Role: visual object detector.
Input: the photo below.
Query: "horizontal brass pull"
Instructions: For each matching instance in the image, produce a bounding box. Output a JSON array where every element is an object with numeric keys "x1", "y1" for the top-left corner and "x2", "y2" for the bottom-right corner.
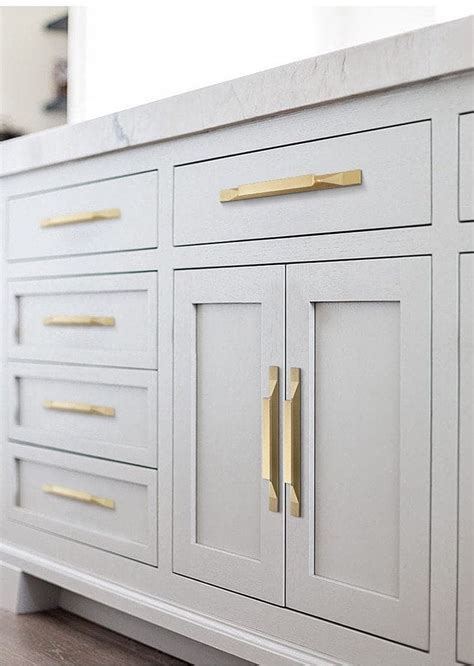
[
  {"x1": 41, "y1": 208, "x2": 121, "y2": 228},
  {"x1": 220, "y1": 170, "x2": 362, "y2": 202},
  {"x1": 262, "y1": 366, "x2": 279, "y2": 512},
  {"x1": 43, "y1": 400, "x2": 115, "y2": 417},
  {"x1": 284, "y1": 367, "x2": 301, "y2": 517},
  {"x1": 43, "y1": 315, "x2": 115, "y2": 327},
  {"x1": 41, "y1": 484, "x2": 115, "y2": 509}
]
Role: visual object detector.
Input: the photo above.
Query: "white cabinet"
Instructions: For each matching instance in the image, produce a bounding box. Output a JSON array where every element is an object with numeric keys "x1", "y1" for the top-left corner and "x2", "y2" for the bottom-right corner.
[
  {"x1": 285, "y1": 257, "x2": 431, "y2": 649},
  {"x1": 458, "y1": 254, "x2": 473, "y2": 665},
  {"x1": 1, "y1": 38, "x2": 472, "y2": 666},
  {"x1": 173, "y1": 266, "x2": 285, "y2": 604},
  {"x1": 173, "y1": 257, "x2": 432, "y2": 648}
]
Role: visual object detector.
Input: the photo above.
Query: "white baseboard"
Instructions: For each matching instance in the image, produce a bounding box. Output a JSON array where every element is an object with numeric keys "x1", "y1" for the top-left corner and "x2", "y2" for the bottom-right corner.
[
  {"x1": 0, "y1": 559, "x2": 59, "y2": 613},
  {"x1": 60, "y1": 589, "x2": 252, "y2": 666},
  {"x1": 0, "y1": 543, "x2": 342, "y2": 666}
]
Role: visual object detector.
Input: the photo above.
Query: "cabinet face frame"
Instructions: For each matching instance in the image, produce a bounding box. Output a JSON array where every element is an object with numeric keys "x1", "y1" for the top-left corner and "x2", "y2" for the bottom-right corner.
[
  {"x1": 173, "y1": 265, "x2": 286, "y2": 605},
  {"x1": 457, "y1": 253, "x2": 473, "y2": 665},
  {"x1": 285, "y1": 257, "x2": 431, "y2": 650}
]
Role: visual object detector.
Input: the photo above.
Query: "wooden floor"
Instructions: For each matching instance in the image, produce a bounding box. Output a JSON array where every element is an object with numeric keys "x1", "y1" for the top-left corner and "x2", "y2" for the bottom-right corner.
[{"x1": 0, "y1": 609, "x2": 189, "y2": 665}]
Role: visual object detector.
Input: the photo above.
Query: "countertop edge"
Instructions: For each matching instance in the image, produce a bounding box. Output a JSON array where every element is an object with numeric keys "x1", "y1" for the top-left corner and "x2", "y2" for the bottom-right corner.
[{"x1": 1, "y1": 16, "x2": 473, "y2": 178}]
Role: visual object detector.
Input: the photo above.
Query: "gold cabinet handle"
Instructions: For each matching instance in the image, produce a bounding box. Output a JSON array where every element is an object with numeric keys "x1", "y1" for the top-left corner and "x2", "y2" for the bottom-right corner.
[
  {"x1": 40, "y1": 208, "x2": 121, "y2": 228},
  {"x1": 220, "y1": 170, "x2": 362, "y2": 202},
  {"x1": 41, "y1": 484, "x2": 115, "y2": 509},
  {"x1": 284, "y1": 367, "x2": 301, "y2": 517},
  {"x1": 43, "y1": 315, "x2": 115, "y2": 327},
  {"x1": 262, "y1": 366, "x2": 279, "y2": 512},
  {"x1": 43, "y1": 400, "x2": 115, "y2": 417}
]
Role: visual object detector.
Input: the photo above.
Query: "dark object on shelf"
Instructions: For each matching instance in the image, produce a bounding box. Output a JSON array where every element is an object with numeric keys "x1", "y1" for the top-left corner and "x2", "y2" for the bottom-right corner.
[
  {"x1": 44, "y1": 58, "x2": 67, "y2": 114},
  {"x1": 0, "y1": 119, "x2": 23, "y2": 141},
  {"x1": 45, "y1": 13, "x2": 68, "y2": 32},
  {"x1": 44, "y1": 96, "x2": 67, "y2": 113}
]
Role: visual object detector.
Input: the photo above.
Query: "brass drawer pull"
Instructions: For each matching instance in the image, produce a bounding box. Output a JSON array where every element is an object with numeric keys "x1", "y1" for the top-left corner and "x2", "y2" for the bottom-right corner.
[
  {"x1": 284, "y1": 367, "x2": 301, "y2": 517},
  {"x1": 262, "y1": 366, "x2": 279, "y2": 512},
  {"x1": 41, "y1": 484, "x2": 115, "y2": 509},
  {"x1": 43, "y1": 315, "x2": 115, "y2": 327},
  {"x1": 43, "y1": 400, "x2": 115, "y2": 417},
  {"x1": 41, "y1": 208, "x2": 121, "y2": 228},
  {"x1": 220, "y1": 170, "x2": 362, "y2": 202}
]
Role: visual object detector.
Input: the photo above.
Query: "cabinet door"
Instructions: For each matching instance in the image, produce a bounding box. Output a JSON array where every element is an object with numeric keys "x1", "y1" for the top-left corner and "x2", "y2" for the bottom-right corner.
[
  {"x1": 173, "y1": 266, "x2": 285, "y2": 604},
  {"x1": 458, "y1": 254, "x2": 473, "y2": 665},
  {"x1": 286, "y1": 257, "x2": 431, "y2": 649}
]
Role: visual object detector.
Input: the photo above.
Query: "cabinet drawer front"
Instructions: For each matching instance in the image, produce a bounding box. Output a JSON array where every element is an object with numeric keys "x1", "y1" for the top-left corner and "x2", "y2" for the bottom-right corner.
[
  {"x1": 7, "y1": 171, "x2": 158, "y2": 261},
  {"x1": 174, "y1": 122, "x2": 431, "y2": 245},
  {"x1": 7, "y1": 443, "x2": 157, "y2": 564},
  {"x1": 8, "y1": 273, "x2": 157, "y2": 368},
  {"x1": 9, "y1": 364, "x2": 157, "y2": 467},
  {"x1": 459, "y1": 113, "x2": 474, "y2": 222}
]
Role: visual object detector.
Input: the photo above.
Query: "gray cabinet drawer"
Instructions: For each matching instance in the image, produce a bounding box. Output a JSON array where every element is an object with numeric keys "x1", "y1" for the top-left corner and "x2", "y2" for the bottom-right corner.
[
  {"x1": 8, "y1": 363, "x2": 157, "y2": 467},
  {"x1": 460, "y1": 113, "x2": 474, "y2": 222},
  {"x1": 7, "y1": 171, "x2": 158, "y2": 260},
  {"x1": 174, "y1": 122, "x2": 431, "y2": 245},
  {"x1": 8, "y1": 272, "x2": 157, "y2": 369},
  {"x1": 7, "y1": 443, "x2": 157, "y2": 564}
]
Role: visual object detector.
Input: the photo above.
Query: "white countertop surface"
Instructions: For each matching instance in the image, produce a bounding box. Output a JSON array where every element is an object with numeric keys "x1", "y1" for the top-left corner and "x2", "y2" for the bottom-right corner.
[{"x1": 1, "y1": 16, "x2": 473, "y2": 177}]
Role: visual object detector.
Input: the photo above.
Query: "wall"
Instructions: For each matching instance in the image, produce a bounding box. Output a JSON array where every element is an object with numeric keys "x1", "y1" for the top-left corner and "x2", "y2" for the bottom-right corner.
[
  {"x1": 68, "y1": 4, "x2": 473, "y2": 123},
  {"x1": 0, "y1": 7, "x2": 67, "y2": 135}
]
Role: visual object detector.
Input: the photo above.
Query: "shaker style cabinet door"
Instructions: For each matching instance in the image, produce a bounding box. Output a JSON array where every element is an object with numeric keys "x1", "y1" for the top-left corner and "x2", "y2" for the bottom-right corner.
[
  {"x1": 458, "y1": 254, "x2": 473, "y2": 665},
  {"x1": 173, "y1": 266, "x2": 285, "y2": 604},
  {"x1": 285, "y1": 257, "x2": 431, "y2": 649}
]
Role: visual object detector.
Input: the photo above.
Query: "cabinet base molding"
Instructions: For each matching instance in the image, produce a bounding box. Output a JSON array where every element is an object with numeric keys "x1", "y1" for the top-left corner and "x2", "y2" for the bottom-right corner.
[
  {"x1": 0, "y1": 560, "x2": 60, "y2": 614},
  {"x1": 0, "y1": 545, "x2": 342, "y2": 666}
]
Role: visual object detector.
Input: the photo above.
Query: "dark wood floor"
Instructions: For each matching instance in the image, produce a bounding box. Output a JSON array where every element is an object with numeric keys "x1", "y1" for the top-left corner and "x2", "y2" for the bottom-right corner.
[{"x1": 0, "y1": 609, "x2": 189, "y2": 666}]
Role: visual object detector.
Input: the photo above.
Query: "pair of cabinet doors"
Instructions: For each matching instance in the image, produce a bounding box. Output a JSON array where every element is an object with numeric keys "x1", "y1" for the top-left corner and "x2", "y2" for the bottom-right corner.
[{"x1": 174, "y1": 257, "x2": 431, "y2": 649}]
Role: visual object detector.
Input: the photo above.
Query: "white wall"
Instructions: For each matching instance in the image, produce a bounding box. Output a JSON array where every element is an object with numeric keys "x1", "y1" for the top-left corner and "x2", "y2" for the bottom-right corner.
[
  {"x1": 0, "y1": 7, "x2": 68, "y2": 135},
  {"x1": 69, "y1": 3, "x2": 473, "y2": 123}
]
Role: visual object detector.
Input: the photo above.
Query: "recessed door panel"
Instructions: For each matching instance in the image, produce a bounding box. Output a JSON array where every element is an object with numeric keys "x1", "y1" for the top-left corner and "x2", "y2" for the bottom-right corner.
[
  {"x1": 196, "y1": 303, "x2": 262, "y2": 559},
  {"x1": 286, "y1": 257, "x2": 431, "y2": 649},
  {"x1": 314, "y1": 301, "x2": 401, "y2": 598},
  {"x1": 173, "y1": 266, "x2": 285, "y2": 604}
]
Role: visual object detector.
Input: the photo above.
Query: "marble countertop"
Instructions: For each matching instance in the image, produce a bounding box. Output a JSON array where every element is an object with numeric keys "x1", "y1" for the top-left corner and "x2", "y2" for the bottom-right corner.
[{"x1": 1, "y1": 16, "x2": 473, "y2": 177}]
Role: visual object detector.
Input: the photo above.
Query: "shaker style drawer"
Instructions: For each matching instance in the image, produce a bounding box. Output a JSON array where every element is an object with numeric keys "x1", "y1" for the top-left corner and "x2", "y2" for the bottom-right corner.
[
  {"x1": 459, "y1": 113, "x2": 474, "y2": 222},
  {"x1": 7, "y1": 443, "x2": 157, "y2": 564},
  {"x1": 8, "y1": 272, "x2": 157, "y2": 369},
  {"x1": 8, "y1": 364, "x2": 157, "y2": 467},
  {"x1": 174, "y1": 121, "x2": 431, "y2": 245},
  {"x1": 7, "y1": 170, "x2": 158, "y2": 261}
]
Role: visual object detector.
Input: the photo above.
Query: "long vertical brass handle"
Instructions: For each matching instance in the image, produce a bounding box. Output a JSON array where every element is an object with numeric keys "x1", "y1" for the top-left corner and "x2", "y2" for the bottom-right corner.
[
  {"x1": 285, "y1": 367, "x2": 301, "y2": 517},
  {"x1": 262, "y1": 366, "x2": 279, "y2": 512}
]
